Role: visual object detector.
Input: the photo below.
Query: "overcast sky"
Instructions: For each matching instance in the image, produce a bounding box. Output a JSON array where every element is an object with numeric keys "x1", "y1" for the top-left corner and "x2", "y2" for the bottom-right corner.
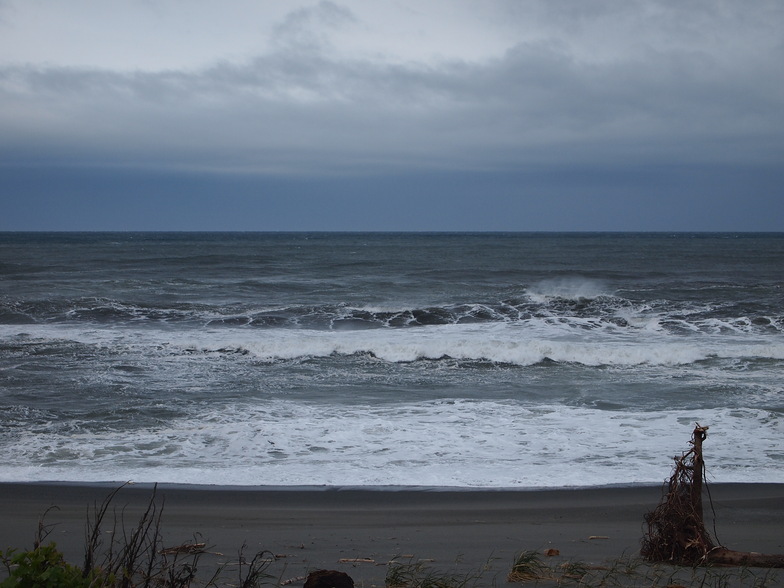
[{"x1": 1, "y1": 0, "x2": 782, "y2": 231}]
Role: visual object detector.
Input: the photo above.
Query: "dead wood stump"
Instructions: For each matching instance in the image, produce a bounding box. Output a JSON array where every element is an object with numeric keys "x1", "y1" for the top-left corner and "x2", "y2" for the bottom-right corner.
[{"x1": 641, "y1": 424, "x2": 784, "y2": 568}]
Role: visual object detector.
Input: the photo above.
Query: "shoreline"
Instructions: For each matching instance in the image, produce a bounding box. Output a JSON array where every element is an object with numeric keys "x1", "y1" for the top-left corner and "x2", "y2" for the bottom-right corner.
[
  {"x1": 0, "y1": 479, "x2": 670, "y2": 491},
  {"x1": 2, "y1": 482, "x2": 783, "y2": 586}
]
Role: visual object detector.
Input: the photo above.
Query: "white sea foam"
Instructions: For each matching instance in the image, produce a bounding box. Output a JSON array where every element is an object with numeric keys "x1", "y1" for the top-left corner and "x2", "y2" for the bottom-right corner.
[
  {"x1": 3, "y1": 321, "x2": 783, "y2": 367},
  {"x1": 193, "y1": 325, "x2": 779, "y2": 367},
  {"x1": 526, "y1": 277, "x2": 611, "y2": 302},
  {"x1": 2, "y1": 400, "x2": 781, "y2": 487}
]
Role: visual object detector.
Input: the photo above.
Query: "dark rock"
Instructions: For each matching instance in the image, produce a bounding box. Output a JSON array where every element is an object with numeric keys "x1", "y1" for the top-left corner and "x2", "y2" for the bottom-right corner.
[{"x1": 303, "y1": 569, "x2": 354, "y2": 588}]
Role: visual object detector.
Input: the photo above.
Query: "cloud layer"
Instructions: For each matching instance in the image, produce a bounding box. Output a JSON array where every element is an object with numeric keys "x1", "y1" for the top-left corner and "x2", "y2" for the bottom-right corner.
[
  {"x1": 1, "y1": 1, "x2": 783, "y2": 230},
  {"x1": 3, "y1": 1, "x2": 782, "y2": 172}
]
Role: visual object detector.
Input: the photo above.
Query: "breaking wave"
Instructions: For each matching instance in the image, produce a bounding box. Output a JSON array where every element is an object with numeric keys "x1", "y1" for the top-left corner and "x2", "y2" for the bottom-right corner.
[
  {"x1": 1, "y1": 400, "x2": 781, "y2": 487},
  {"x1": 2, "y1": 292, "x2": 781, "y2": 336}
]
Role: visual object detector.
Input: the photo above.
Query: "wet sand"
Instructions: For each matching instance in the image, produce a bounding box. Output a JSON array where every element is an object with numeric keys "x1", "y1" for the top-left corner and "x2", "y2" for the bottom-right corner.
[{"x1": 1, "y1": 482, "x2": 783, "y2": 586}]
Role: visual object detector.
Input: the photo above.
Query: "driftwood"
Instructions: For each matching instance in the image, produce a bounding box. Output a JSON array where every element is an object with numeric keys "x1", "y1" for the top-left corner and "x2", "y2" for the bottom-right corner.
[
  {"x1": 159, "y1": 542, "x2": 206, "y2": 555},
  {"x1": 641, "y1": 424, "x2": 784, "y2": 568}
]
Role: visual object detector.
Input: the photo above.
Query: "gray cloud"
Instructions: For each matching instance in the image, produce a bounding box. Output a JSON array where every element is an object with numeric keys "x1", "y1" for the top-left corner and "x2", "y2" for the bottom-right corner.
[
  {"x1": 272, "y1": 1, "x2": 357, "y2": 52},
  {"x1": 0, "y1": 1, "x2": 782, "y2": 188}
]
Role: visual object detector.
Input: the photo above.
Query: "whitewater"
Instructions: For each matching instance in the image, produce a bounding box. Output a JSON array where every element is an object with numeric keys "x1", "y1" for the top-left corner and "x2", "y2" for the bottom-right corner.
[{"x1": 1, "y1": 232, "x2": 782, "y2": 487}]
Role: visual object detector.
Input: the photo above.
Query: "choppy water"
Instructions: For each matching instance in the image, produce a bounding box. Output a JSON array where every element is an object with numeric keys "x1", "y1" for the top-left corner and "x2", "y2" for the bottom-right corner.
[{"x1": 1, "y1": 232, "x2": 782, "y2": 487}]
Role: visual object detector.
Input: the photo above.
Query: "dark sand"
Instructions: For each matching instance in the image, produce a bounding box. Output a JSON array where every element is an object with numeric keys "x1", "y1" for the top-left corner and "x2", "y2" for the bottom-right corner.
[{"x1": 1, "y1": 483, "x2": 783, "y2": 586}]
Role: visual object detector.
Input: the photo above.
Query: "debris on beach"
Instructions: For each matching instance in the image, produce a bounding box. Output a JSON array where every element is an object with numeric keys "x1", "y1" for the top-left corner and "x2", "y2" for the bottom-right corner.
[
  {"x1": 159, "y1": 542, "x2": 206, "y2": 555},
  {"x1": 641, "y1": 424, "x2": 784, "y2": 568}
]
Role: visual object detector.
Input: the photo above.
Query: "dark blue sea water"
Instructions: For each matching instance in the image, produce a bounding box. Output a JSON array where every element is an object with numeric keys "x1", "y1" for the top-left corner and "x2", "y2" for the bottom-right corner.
[{"x1": 1, "y1": 232, "x2": 782, "y2": 487}]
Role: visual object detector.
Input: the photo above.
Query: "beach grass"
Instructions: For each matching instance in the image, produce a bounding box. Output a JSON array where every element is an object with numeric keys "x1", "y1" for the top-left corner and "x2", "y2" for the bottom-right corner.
[
  {"x1": 0, "y1": 484, "x2": 279, "y2": 588},
  {"x1": 501, "y1": 550, "x2": 783, "y2": 588},
  {"x1": 379, "y1": 551, "x2": 783, "y2": 588},
  {"x1": 386, "y1": 558, "x2": 481, "y2": 588},
  {"x1": 5, "y1": 540, "x2": 782, "y2": 587},
  {"x1": 507, "y1": 550, "x2": 553, "y2": 583}
]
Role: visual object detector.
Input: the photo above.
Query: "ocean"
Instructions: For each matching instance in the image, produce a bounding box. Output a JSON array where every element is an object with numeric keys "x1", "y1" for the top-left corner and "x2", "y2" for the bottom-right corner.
[{"x1": 0, "y1": 232, "x2": 782, "y2": 488}]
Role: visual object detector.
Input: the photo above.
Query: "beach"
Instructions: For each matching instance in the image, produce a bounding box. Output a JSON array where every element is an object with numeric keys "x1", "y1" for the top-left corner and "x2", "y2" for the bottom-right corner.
[{"x1": 2, "y1": 482, "x2": 783, "y2": 586}]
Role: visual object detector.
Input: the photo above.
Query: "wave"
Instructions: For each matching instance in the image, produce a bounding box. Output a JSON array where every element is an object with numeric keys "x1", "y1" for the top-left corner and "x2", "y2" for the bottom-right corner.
[
  {"x1": 526, "y1": 277, "x2": 612, "y2": 301},
  {"x1": 0, "y1": 298, "x2": 207, "y2": 325},
  {"x1": 2, "y1": 294, "x2": 781, "y2": 336},
  {"x1": 1, "y1": 401, "x2": 781, "y2": 487},
  {"x1": 5, "y1": 320, "x2": 783, "y2": 367},
  {"x1": 192, "y1": 334, "x2": 784, "y2": 367}
]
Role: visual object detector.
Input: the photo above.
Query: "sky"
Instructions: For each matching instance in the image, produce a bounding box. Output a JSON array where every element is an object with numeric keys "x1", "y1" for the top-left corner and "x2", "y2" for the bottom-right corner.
[{"x1": 1, "y1": 0, "x2": 783, "y2": 232}]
